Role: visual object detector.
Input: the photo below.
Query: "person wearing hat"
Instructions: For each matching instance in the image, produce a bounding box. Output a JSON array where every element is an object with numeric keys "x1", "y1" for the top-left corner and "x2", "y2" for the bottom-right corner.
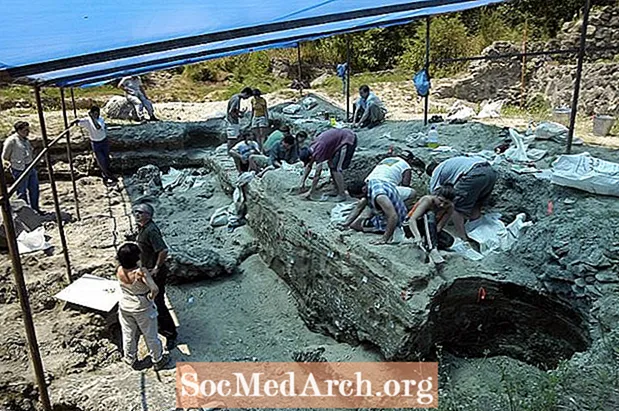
[
  {"x1": 2, "y1": 121, "x2": 41, "y2": 213},
  {"x1": 132, "y1": 203, "x2": 178, "y2": 348}
]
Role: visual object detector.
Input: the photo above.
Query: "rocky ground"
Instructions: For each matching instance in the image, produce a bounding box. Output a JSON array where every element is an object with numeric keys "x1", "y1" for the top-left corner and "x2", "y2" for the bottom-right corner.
[{"x1": 1, "y1": 94, "x2": 619, "y2": 411}]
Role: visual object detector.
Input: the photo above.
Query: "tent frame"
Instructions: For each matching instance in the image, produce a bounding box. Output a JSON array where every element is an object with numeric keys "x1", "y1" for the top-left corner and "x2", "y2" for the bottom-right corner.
[{"x1": 0, "y1": 0, "x2": 595, "y2": 409}]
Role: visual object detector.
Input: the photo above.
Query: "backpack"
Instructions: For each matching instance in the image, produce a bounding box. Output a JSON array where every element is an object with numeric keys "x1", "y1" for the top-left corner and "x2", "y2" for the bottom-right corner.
[{"x1": 413, "y1": 69, "x2": 431, "y2": 97}]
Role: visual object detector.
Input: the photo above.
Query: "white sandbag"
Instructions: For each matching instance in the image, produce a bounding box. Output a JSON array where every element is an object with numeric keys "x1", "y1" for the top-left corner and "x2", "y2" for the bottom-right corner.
[
  {"x1": 17, "y1": 227, "x2": 52, "y2": 254},
  {"x1": 499, "y1": 213, "x2": 533, "y2": 251},
  {"x1": 504, "y1": 129, "x2": 547, "y2": 163},
  {"x1": 476, "y1": 101, "x2": 503, "y2": 118},
  {"x1": 209, "y1": 206, "x2": 230, "y2": 227},
  {"x1": 283, "y1": 104, "x2": 302, "y2": 114},
  {"x1": 161, "y1": 167, "x2": 184, "y2": 190},
  {"x1": 448, "y1": 238, "x2": 484, "y2": 261},
  {"x1": 330, "y1": 203, "x2": 357, "y2": 224},
  {"x1": 550, "y1": 153, "x2": 619, "y2": 197},
  {"x1": 302, "y1": 97, "x2": 317, "y2": 110},
  {"x1": 504, "y1": 129, "x2": 530, "y2": 163},
  {"x1": 446, "y1": 102, "x2": 476, "y2": 121},
  {"x1": 535, "y1": 121, "x2": 568, "y2": 140},
  {"x1": 465, "y1": 213, "x2": 505, "y2": 256},
  {"x1": 390, "y1": 227, "x2": 406, "y2": 244}
]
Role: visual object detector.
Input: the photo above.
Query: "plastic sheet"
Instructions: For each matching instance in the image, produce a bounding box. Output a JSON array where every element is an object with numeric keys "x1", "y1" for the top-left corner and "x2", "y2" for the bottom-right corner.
[
  {"x1": 17, "y1": 227, "x2": 51, "y2": 254},
  {"x1": 551, "y1": 153, "x2": 619, "y2": 197},
  {"x1": 476, "y1": 100, "x2": 503, "y2": 118}
]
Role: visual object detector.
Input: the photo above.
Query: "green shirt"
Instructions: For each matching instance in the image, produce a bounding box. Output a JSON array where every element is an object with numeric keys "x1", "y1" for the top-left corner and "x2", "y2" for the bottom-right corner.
[
  {"x1": 137, "y1": 220, "x2": 168, "y2": 273},
  {"x1": 263, "y1": 130, "x2": 284, "y2": 155}
]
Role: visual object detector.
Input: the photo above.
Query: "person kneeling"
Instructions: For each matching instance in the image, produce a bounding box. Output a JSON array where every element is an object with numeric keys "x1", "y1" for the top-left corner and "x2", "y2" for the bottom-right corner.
[
  {"x1": 405, "y1": 186, "x2": 456, "y2": 265},
  {"x1": 339, "y1": 180, "x2": 408, "y2": 245},
  {"x1": 116, "y1": 242, "x2": 170, "y2": 371},
  {"x1": 229, "y1": 132, "x2": 260, "y2": 173}
]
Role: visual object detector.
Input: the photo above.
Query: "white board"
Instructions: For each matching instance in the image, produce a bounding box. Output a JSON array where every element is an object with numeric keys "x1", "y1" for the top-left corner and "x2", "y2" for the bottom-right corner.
[{"x1": 55, "y1": 274, "x2": 120, "y2": 312}]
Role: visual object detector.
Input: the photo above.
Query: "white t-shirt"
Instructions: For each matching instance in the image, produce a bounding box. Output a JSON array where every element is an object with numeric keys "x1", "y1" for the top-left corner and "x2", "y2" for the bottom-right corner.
[
  {"x1": 365, "y1": 157, "x2": 411, "y2": 185},
  {"x1": 78, "y1": 117, "x2": 107, "y2": 142},
  {"x1": 119, "y1": 76, "x2": 142, "y2": 95}
]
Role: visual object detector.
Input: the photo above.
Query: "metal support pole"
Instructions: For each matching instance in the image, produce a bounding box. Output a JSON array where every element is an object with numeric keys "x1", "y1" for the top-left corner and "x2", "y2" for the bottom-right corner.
[
  {"x1": 520, "y1": 21, "x2": 528, "y2": 109},
  {"x1": 346, "y1": 36, "x2": 351, "y2": 122},
  {"x1": 59, "y1": 88, "x2": 80, "y2": 221},
  {"x1": 70, "y1": 88, "x2": 78, "y2": 119},
  {"x1": 423, "y1": 16, "x2": 431, "y2": 126},
  {"x1": 567, "y1": 0, "x2": 591, "y2": 154},
  {"x1": 34, "y1": 86, "x2": 72, "y2": 283},
  {"x1": 0, "y1": 171, "x2": 52, "y2": 411},
  {"x1": 297, "y1": 43, "x2": 303, "y2": 97}
]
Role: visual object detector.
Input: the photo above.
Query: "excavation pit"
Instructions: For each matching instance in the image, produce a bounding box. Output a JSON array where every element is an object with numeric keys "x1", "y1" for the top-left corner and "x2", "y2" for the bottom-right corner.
[{"x1": 416, "y1": 278, "x2": 591, "y2": 370}]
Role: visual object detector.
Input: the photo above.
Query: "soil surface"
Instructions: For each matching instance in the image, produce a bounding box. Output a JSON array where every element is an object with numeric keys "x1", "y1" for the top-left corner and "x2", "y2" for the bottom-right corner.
[{"x1": 0, "y1": 93, "x2": 618, "y2": 411}]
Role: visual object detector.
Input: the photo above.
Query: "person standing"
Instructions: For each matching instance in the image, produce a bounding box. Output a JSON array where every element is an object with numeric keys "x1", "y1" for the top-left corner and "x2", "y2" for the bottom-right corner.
[
  {"x1": 226, "y1": 87, "x2": 253, "y2": 150},
  {"x1": 2, "y1": 121, "x2": 40, "y2": 213},
  {"x1": 118, "y1": 75, "x2": 159, "y2": 121},
  {"x1": 133, "y1": 203, "x2": 178, "y2": 349},
  {"x1": 116, "y1": 242, "x2": 170, "y2": 370},
  {"x1": 298, "y1": 128, "x2": 357, "y2": 202},
  {"x1": 250, "y1": 89, "x2": 269, "y2": 150},
  {"x1": 73, "y1": 106, "x2": 117, "y2": 184}
]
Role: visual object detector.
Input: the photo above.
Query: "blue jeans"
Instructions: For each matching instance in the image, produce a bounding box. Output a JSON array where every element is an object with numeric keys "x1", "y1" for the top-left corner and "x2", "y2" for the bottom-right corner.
[
  {"x1": 91, "y1": 139, "x2": 113, "y2": 179},
  {"x1": 11, "y1": 167, "x2": 40, "y2": 212}
]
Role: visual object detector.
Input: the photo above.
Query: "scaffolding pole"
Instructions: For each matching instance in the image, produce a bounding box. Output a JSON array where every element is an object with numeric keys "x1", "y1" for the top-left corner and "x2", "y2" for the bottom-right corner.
[
  {"x1": 70, "y1": 88, "x2": 78, "y2": 119},
  {"x1": 567, "y1": 0, "x2": 591, "y2": 154},
  {"x1": 59, "y1": 88, "x2": 81, "y2": 221},
  {"x1": 0, "y1": 171, "x2": 52, "y2": 411},
  {"x1": 346, "y1": 35, "x2": 351, "y2": 122},
  {"x1": 34, "y1": 86, "x2": 72, "y2": 283},
  {"x1": 423, "y1": 16, "x2": 430, "y2": 126},
  {"x1": 297, "y1": 42, "x2": 303, "y2": 97}
]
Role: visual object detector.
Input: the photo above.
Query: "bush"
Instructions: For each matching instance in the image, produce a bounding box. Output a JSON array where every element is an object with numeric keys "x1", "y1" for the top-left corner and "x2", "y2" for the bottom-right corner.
[{"x1": 398, "y1": 15, "x2": 473, "y2": 77}]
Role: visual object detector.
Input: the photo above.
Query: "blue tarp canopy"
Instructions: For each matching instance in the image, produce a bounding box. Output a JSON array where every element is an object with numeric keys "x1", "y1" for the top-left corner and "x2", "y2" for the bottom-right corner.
[{"x1": 0, "y1": 0, "x2": 506, "y2": 87}]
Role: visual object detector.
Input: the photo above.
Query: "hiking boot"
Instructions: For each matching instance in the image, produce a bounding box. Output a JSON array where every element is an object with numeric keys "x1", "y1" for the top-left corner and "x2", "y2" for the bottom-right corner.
[
  {"x1": 166, "y1": 336, "x2": 177, "y2": 351},
  {"x1": 153, "y1": 353, "x2": 170, "y2": 371},
  {"x1": 122, "y1": 356, "x2": 137, "y2": 369}
]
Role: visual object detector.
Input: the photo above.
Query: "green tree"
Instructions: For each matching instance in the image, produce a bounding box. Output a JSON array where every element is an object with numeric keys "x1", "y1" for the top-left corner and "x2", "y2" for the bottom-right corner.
[{"x1": 398, "y1": 15, "x2": 473, "y2": 77}]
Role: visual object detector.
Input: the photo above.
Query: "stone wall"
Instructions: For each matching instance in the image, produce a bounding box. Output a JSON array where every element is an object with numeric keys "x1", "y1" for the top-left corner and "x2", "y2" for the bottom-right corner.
[
  {"x1": 435, "y1": 5, "x2": 619, "y2": 115},
  {"x1": 530, "y1": 61, "x2": 619, "y2": 115}
]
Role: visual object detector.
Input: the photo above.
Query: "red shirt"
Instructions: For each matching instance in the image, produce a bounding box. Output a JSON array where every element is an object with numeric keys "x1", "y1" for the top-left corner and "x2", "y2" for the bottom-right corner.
[{"x1": 310, "y1": 129, "x2": 356, "y2": 163}]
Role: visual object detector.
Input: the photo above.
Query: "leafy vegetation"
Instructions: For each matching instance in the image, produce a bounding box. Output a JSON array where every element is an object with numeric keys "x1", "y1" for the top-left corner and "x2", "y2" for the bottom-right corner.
[{"x1": 0, "y1": 0, "x2": 611, "y2": 108}]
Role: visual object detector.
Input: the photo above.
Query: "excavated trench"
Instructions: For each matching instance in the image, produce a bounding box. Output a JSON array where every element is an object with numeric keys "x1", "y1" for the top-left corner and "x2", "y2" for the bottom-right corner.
[{"x1": 97, "y1": 99, "x2": 594, "y2": 374}]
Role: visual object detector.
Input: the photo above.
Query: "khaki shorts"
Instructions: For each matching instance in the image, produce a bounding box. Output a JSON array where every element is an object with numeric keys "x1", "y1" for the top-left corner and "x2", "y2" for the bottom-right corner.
[
  {"x1": 226, "y1": 123, "x2": 240, "y2": 139},
  {"x1": 396, "y1": 186, "x2": 415, "y2": 202},
  {"x1": 252, "y1": 116, "x2": 268, "y2": 128}
]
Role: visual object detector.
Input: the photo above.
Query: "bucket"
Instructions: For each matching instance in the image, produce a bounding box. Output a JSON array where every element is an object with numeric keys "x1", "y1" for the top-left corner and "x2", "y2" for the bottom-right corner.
[
  {"x1": 552, "y1": 108, "x2": 572, "y2": 126},
  {"x1": 592, "y1": 115, "x2": 616, "y2": 137}
]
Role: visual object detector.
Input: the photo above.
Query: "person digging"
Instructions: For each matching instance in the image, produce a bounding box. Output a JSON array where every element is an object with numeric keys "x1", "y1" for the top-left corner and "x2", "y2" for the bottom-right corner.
[
  {"x1": 339, "y1": 179, "x2": 408, "y2": 245},
  {"x1": 298, "y1": 128, "x2": 357, "y2": 202},
  {"x1": 405, "y1": 185, "x2": 456, "y2": 266}
]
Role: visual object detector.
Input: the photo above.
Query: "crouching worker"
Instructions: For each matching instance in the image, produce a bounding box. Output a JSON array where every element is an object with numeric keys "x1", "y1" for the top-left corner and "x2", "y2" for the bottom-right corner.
[
  {"x1": 405, "y1": 186, "x2": 456, "y2": 265},
  {"x1": 299, "y1": 128, "x2": 357, "y2": 202},
  {"x1": 427, "y1": 156, "x2": 497, "y2": 241},
  {"x1": 116, "y1": 242, "x2": 170, "y2": 370},
  {"x1": 229, "y1": 132, "x2": 260, "y2": 173},
  {"x1": 340, "y1": 180, "x2": 408, "y2": 245},
  {"x1": 253, "y1": 132, "x2": 306, "y2": 177}
]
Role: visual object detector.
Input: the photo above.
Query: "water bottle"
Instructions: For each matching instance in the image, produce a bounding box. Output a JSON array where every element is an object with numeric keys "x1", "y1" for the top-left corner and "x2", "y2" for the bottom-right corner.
[{"x1": 427, "y1": 126, "x2": 439, "y2": 148}]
